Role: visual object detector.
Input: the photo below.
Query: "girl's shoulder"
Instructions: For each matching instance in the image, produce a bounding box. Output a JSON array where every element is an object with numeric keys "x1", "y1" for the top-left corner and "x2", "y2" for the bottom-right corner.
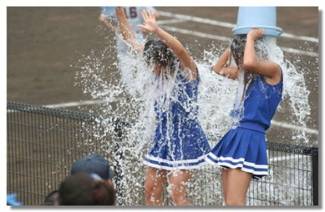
[
  {"x1": 258, "y1": 67, "x2": 282, "y2": 88},
  {"x1": 176, "y1": 68, "x2": 200, "y2": 85},
  {"x1": 261, "y1": 63, "x2": 282, "y2": 86}
]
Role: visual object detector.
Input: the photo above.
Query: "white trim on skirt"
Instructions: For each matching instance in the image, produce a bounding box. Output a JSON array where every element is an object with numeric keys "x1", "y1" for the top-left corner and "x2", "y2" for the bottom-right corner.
[
  {"x1": 205, "y1": 153, "x2": 269, "y2": 176},
  {"x1": 143, "y1": 154, "x2": 208, "y2": 170}
]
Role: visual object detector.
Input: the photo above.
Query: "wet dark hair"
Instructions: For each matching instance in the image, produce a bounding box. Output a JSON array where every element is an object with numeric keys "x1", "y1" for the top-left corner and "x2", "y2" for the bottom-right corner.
[
  {"x1": 143, "y1": 39, "x2": 176, "y2": 70},
  {"x1": 230, "y1": 35, "x2": 269, "y2": 66},
  {"x1": 230, "y1": 35, "x2": 247, "y2": 66}
]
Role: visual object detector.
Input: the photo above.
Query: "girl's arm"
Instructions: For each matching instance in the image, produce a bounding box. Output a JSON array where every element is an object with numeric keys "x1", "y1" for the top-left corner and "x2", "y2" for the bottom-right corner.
[
  {"x1": 99, "y1": 8, "x2": 117, "y2": 32},
  {"x1": 242, "y1": 28, "x2": 281, "y2": 83},
  {"x1": 139, "y1": 10, "x2": 198, "y2": 80},
  {"x1": 99, "y1": 14, "x2": 117, "y2": 32},
  {"x1": 99, "y1": 15, "x2": 116, "y2": 32},
  {"x1": 115, "y1": 7, "x2": 144, "y2": 53},
  {"x1": 212, "y1": 48, "x2": 239, "y2": 80}
]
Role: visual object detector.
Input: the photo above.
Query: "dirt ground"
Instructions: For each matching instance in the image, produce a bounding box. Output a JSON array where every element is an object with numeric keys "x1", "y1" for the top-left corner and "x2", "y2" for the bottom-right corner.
[
  {"x1": 7, "y1": 7, "x2": 319, "y2": 144},
  {"x1": 7, "y1": 7, "x2": 318, "y2": 102}
]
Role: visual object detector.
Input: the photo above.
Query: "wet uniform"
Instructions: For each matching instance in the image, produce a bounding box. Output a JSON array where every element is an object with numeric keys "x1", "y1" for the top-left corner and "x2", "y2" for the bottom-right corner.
[
  {"x1": 144, "y1": 70, "x2": 211, "y2": 170},
  {"x1": 206, "y1": 73, "x2": 283, "y2": 179}
]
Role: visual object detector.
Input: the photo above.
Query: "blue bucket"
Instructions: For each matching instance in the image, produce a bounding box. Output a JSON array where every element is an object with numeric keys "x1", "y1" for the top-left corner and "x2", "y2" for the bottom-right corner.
[{"x1": 232, "y1": 7, "x2": 283, "y2": 37}]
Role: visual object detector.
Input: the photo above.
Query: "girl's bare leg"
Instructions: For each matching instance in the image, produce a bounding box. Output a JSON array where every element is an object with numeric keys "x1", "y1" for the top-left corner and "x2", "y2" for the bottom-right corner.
[
  {"x1": 144, "y1": 167, "x2": 167, "y2": 206},
  {"x1": 223, "y1": 168, "x2": 252, "y2": 206},
  {"x1": 168, "y1": 170, "x2": 192, "y2": 206}
]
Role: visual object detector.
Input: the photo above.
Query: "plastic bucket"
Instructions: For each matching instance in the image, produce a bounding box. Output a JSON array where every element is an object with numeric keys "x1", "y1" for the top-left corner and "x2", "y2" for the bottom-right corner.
[{"x1": 232, "y1": 7, "x2": 283, "y2": 37}]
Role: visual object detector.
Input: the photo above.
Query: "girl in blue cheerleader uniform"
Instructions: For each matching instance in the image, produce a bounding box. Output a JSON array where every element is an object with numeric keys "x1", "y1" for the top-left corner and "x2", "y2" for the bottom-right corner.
[
  {"x1": 207, "y1": 28, "x2": 283, "y2": 206},
  {"x1": 116, "y1": 8, "x2": 210, "y2": 206}
]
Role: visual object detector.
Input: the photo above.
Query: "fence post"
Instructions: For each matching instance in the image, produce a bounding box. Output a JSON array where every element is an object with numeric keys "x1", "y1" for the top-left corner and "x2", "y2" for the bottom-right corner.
[{"x1": 311, "y1": 147, "x2": 318, "y2": 206}]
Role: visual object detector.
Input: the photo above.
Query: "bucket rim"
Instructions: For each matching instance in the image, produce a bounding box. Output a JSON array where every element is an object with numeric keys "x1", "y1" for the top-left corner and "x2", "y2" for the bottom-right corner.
[{"x1": 232, "y1": 25, "x2": 283, "y2": 37}]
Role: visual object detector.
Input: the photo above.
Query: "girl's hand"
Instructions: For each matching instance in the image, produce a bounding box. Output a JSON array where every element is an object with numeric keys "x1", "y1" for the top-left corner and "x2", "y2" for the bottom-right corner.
[
  {"x1": 247, "y1": 28, "x2": 264, "y2": 41},
  {"x1": 138, "y1": 10, "x2": 159, "y2": 33}
]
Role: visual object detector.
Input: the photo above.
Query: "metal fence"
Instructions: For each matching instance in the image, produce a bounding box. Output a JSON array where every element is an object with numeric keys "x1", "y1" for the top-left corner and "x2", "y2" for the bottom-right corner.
[{"x1": 7, "y1": 101, "x2": 319, "y2": 206}]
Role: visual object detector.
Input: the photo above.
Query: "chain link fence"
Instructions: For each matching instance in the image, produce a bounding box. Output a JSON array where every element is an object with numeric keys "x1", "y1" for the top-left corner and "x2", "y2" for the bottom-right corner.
[{"x1": 7, "y1": 101, "x2": 318, "y2": 206}]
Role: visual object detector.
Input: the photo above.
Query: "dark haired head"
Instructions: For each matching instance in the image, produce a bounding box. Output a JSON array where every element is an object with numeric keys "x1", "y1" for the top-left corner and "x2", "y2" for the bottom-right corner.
[
  {"x1": 58, "y1": 173, "x2": 115, "y2": 205},
  {"x1": 59, "y1": 173, "x2": 94, "y2": 205},
  {"x1": 230, "y1": 35, "x2": 247, "y2": 66},
  {"x1": 143, "y1": 39, "x2": 176, "y2": 70}
]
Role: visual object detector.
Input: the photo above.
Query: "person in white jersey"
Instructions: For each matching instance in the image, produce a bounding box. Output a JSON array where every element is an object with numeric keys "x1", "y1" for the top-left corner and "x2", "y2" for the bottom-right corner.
[{"x1": 99, "y1": 7, "x2": 158, "y2": 61}]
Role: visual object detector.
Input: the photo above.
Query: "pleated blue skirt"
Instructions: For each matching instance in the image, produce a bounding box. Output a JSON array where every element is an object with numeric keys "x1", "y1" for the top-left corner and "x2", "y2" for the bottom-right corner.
[
  {"x1": 143, "y1": 119, "x2": 211, "y2": 170},
  {"x1": 206, "y1": 126, "x2": 268, "y2": 179}
]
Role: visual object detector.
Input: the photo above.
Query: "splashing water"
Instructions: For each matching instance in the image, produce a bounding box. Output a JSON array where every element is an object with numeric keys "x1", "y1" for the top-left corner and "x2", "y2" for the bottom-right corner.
[
  {"x1": 73, "y1": 33, "x2": 312, "y2": 205},
  {"x1": 198, "y1": 37, "x2": 311, "y2": 144},
  {"x1": 262, "y1": 37, "x2": 311, "y2": 144}
]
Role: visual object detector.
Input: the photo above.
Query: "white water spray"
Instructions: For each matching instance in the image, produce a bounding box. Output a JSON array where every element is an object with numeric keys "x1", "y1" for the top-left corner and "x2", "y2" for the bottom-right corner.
[{"x1": 73, "y1": 32, "x2": 312, "y2": 205}]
